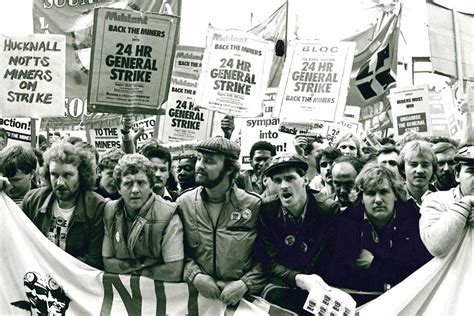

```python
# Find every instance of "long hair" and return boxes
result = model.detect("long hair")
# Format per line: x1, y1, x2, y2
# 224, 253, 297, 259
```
42, 141, 96, 191
356, 162, 407, 202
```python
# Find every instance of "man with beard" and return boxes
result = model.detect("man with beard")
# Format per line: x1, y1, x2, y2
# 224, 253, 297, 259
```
177, 136, 265, 306
397, 140, 437, 209
21, 141, 105, 269
0, 144, 38, 205
239, 141, 276, 195
432, 142, 457, 191
95, 148, 124, 200
258, 154, 339, 314
140, 140, 179, 201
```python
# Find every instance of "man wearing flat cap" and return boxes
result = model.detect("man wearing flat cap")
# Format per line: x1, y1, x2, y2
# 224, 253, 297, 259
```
257, 153, 339, 314
420, 144, 474, 258
177, 136, 265, 305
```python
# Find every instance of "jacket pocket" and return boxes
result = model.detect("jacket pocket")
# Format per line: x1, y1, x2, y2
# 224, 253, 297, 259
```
134, 220, 168, 258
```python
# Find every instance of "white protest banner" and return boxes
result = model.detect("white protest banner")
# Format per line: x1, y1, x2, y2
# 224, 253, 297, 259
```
0, 118, 39, 147
390, 85, 432, 137
174, 46, 204, 78
133, 116, 156, 150
196, 27, 274, 117
0, 34, 65, 118
89, 126, 122, 154
0, 192, 296, 316
158, 75, 213, 143
88, 8, 179, 114
240, 89, 294, 169
274, 41, 355, 123
165, 140, 199, 161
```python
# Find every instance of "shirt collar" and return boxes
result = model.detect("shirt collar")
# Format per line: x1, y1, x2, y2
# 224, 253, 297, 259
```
281, 198, 308, 224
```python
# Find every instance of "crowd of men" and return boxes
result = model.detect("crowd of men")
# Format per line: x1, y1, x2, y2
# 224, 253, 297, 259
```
0, 112, 473, 314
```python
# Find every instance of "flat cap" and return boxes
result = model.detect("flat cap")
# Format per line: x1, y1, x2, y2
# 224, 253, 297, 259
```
454, 145, 474, 164
194, 136, 240, 160
263, 153, 308, 177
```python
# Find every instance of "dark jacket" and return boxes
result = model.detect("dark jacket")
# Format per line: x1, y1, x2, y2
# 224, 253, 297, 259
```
330, 201, 433, 291
21, 187, 106, 269
258, 189, 340, 288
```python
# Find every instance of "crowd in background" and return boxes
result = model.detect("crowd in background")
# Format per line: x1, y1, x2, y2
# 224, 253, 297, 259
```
0, 110, 473, 314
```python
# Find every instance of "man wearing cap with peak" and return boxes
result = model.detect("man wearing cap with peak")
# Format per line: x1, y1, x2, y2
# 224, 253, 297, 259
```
258, 153, 339, 313
177, 136, 265, 306
420, 144, 474, 258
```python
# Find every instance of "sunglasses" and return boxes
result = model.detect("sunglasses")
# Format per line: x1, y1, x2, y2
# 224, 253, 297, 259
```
320, 161, 334, 168
382, 160, 397, 167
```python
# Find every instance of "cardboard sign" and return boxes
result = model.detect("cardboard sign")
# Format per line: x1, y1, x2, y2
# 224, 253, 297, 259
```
303, 283, 356, 315
0, 118, 39, 147
158, 75, 213, 143
89, 126, 122, 154
390, 85, 431, 137
133, 116, 156, 150
240, 89, 295, 169
196, 27, 274, 117
88, 8, 179, 114
274, 41, 356, 123
173, 46, 204, 78
165, 140, 199, 161
0, 34, 65, 118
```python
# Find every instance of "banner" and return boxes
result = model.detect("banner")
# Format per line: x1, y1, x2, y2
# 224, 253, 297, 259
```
274, 41, 356, 123
390, 85, 431, 137
158, 75, 213, 143
0, 192, 294, 315
196, 27, 274, 117
32, 0, 179, 124
88, 8, 179, 114
356, 228, 472, 315
0, 34, 65, 118
89, 126, 122, 154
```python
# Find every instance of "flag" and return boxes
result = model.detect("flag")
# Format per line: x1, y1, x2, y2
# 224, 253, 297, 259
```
0, 192, 294, 315
248, 1, 402, 131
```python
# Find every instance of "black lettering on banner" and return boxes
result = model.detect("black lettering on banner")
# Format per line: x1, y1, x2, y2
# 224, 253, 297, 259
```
100, 274, 141, 315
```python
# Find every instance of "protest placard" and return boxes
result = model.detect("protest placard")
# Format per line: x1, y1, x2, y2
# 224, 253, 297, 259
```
274, 41, 355, 123
165, 140, 199, 161
240, 89, 295, 169
0, 34, 65, 118
133, 116, 156, 150
343, 105, 361, 123
89, 126, 122, 154
0, 118, 39, 147
173, 46, 204, 78
158, 75, 213, 143
390, 85, 432, 137
88, 8, 179, 115
303, 283, 356, 315
196, 27, 274, 117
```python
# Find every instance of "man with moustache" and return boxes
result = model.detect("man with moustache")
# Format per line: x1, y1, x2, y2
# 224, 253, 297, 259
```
176, 155, 197, 192
21, 141, 106, 269
177, 136, 265, 306
258, 154, 339, 314
140, 140, 179, 201
312, 147, 342, 195
397, 140, 437, 209
239, 141, 276, 195
432, 142, 458, 191
95, 148, 124, 200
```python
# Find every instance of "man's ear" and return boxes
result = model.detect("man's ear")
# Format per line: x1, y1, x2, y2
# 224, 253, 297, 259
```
303, 175, 309, 185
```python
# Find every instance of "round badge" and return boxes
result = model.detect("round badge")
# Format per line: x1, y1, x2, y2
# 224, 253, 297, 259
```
115, 231, 121, 243
301, 242, 308, 253
242, 209, 252, 220
285, 235, 295, 246
231, 212, 241, 221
